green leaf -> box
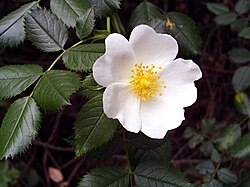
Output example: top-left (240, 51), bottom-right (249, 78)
top-left (206, 3), bottom-right (229, 15)
top-left (202, 179), bottom-right (223, 187)
top-left (229, 48), bottom-right (250, 64)
top-left (33, 70), bottom-right (81, 111)
top-left (230, 19), bottom-right (248, 32)
top-left (62, 43), bottom-right (104, 72)
top-left (183, 127), bottom-right (195, 139)
top-left (201, 118), bottom-right (216, 134)
top-left (130, 1), bottom-right (164, 28)
top-left (239, 27), bottom-right (250, 39)
top-left (234, 92), bottom-right (250, 117)
top-left (200, 141), bottom-right (214, 157)
top-left (78, 167), bottom-right (129, 187)
top-left (217, 168), bottom-right (238, 184)
top-left (76, 8), bottom-right (95, 39)
top-left (74, 95), bottom-right (118, 155)
top-left (0, 162), bottom-right (20, 186)
top-left (134, 161), bottom-right (193, 187)
top-left (211, 149), bottom-right (221, 163)
top-left (0, 1), bottom-right (37, 48)
top-left (230, 132), bottom-right (250, 158)
top-left (188, 134), bottom-right (204, 148)
top-left (25, 8), bottom-right (68, 52)
top-left (215, 124), bottom-right (241, 151)
top-left (166, 12), bottom-right (202, 55)
top-left (235, 0), bottom-right (250, 14)
top-left (50, 0), bottom-right (91, 27)
top-left (80, 75), bottom-right (103, 98)
top-left (0, 97), bottom-right (41, 159)
top-left (88, 0), bottom-right (121, 18)
top-left (0, 65), bottom-right (43, 99)
top-left (148, 19), bottom-right (166, 33)
top-left (232, 66), bottom-right (250, 92)
top-left (196, 160), bottom-right (215, 175)
top-left (214, 12), bottom-right (237, 25)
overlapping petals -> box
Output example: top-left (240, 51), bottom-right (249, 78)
top-left (93, 24), bottom-right (202, 139)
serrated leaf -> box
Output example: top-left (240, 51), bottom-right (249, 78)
top-left (134, 161), bottom-right (193, 187)
top-left (88, 0), bottom-right (121, 18)
top-left (206, 3), bottom-right (230, 15)
top-left (78, 167), bottom-right (128, 187)
top-left (130, 1), bottom-right (164, 28)
top-left (200, 141), bottom-right (214, 157)
top-left (25, 8), bottom-right (68, 52)
top-left (214, 12), bottom-right (237, 25)
top-left (232, 66), bottom-right (250, 92)
top-left (235, 0), bottom-right (250, 14)
top-left (33, 70), bottom-right (81, 111)
top-left (80, 75), bottom-right (103, 98)
top-left (215, 124), bottom-right (241, 151)
top-left (211, 149), bottom-right (221, 163)
top-left (0, 1), bottom-right (37, 48)
top-left (202, 179), bottom-right (223, 187)
top-left (217, 168), bottom-right (238, 184)
top-left (74, 95), bottom-right (118, 155)
top-left (62, 43), bottom-right (104, 72)
top-left (230, 132), bottom-right (250, 158)
top-left (166, 12), bottom-right (202, 55)
top-left (229, 48), bottom-right (250, 64)
top-left (50, 0), bottom-right (91, 27)
top-left (76, 8), bottom-right (95, 39)
top-left (239, 27), bottom-right (250, 39)
top-left (230, 18), bottom-right (248, 32)
top-left (0, 65), bottom-right (43, 99)
top-left (196, 160), bottom-right (215, 175)
top-left (201, 118), bottom-right (216, 134)
top-left (0, 97), bottom-right (41, 159)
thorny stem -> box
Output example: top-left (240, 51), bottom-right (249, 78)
top-left (123, 133), bottom-right (133, 187)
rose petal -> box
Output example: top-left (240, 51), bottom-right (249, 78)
top-left (140, 99), bottom-right (185, 139)
top-left (93, 33), bottom-right (137, 87)
top-left (160, 58), bottom-right (202, 85)
top-left (129, 25), bottom-right (178, 66)
top-left (103, 83), bottom-right (141, 133)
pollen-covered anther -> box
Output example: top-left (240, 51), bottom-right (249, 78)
top-left (129, 63), bottom-right (166, 101)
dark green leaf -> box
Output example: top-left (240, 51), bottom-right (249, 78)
top-left (235, 0), bottom-right (250, 14)
top-left (214, 12), bottom-right (237, 25)
top-left (201, 118), bottom-right (216, 134)
top-left (0, 1), bottom-right (37, 48)
top-left (148, 18), bottom-right (166, 34)
top-left (215, 124), bottom-right (241, 151)
top-left (230, 132), bottom-right (250, 158)
top-left (239, 27), bottom-right (250, 39)
top-left (33, 70), bottom-right (81, 111)
top-left (200, 141), bottom-right (214, 157)
top-left (88, 0), bottom-right (121, 18)
top-left (134, 161), bottom-right (193, 187)
top-left (74, 95), bottom-right (118, 155)
top-left (166, 12), bottom-right (202, 55)
top-left (188, 134), bottom-right (204, 148)
top-left (0, 162), bottom-right (20, 186)
top-left (202, 179), bottom-right (223, 187)
top-left (130, 1), bottom-right (164, 28)
top-left (183, 127), bottom-right (195, 139)
top-left (211, 149), bottom-right (221, 163)
top-left (229, 48), bottom-right (250, 64)
top-left (0, 65), bottom-right (43, 99)
top-left (80, 75), bottom-right (103, 98)
top-left (232, 66), bottom-right (250, 91)
top-left (62, 43), bottom-right (104, 72)
top-left (76, 8), bottom-right (95, 39)
top-left (78, 167), bottom-right (128, 187)
top-left (230, 19), bottom-right (248, 32)
top-left (50, 0), bottom-right (91, 27)
top-left (206, 3), bottom-right (229, 15)
top-left (234, 92), bottom-right (250, 117)
top-left (196, 160), bottom-right (215, 175)
top-left (0, 97), bottom-right (41, 159)
top-left (25, 8), bottom-right (68, 52)
top-left (217, 168), bottom-right (238, 184)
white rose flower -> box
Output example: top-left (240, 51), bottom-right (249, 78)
top-left (93, 24), bottom-right (202, 139)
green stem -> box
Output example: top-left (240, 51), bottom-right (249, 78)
top-left (123, 133), bottom-right (133, 187)
top-left (107, 16), bottom-right (111, 33)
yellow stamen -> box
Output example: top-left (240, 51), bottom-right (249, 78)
top-left (166, 18), bottom-right (174, 30)
top-left (129, 63), bottom-right (166, 102)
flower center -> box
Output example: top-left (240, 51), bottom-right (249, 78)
top-left (129, 63), bottom-right (166, 102)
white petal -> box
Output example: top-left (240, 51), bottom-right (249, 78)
top-left (140, 99), bottom-right (185, 139)
top-left (93, 33), bottom-right (137, 87)
top-left (160, 58), bottom-right (202, 85)
top-left (129, 25), bottom-right (178, 66)
top-left (103, 83), bottom-right (141, 133)
top-left (161, 83), bottom-right (198, 108)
